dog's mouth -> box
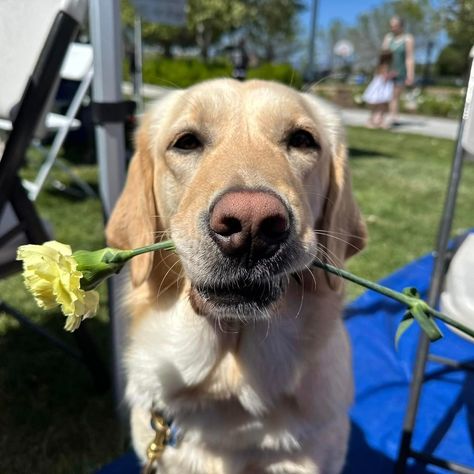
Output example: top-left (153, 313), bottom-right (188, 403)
top-left (189, 276), bottom-right (287, 318)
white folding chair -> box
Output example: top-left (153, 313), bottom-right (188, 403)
top-left (0, 0), bottom-right (109, 390)
top-left (26, 42), bottom-right (95, 200)
top-left (0, 39), bottom-right (95, 200)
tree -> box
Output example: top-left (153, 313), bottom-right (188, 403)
top-left (242, 0), bottom-right (305, 62)
top-left (121, 0), bottom-right (192, 58)
top-left (442, 0), bottom-right (474, 74)
top-left (121, 0), bottom-right (247, 60)
top-left (436, 43), bottom-right (469, 76)
top-left (187, 0), bottom-right (247, 60)
top-left (121, 0), bottom-right (305, 62)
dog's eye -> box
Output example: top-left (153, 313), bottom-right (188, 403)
top-left (173, 133), bottom-right (202, 151)
top-left (288, 130), bottom-right (319, 150)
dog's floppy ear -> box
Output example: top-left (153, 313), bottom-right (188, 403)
top-left (317, 140), bottom-right (367, 291)
top-left (106, 117), bottom-right (160, 287)
top-left (301, 93), bottom-right (366, 291)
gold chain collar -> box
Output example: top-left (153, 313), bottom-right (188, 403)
top-left (141, 412), bottom-right (172, 474)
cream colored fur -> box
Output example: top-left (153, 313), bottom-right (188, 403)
top-left (106, 79), bottom-right (366, 474)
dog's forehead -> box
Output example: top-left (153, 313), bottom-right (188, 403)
top-left (177, 80), bottom-right (314, 124)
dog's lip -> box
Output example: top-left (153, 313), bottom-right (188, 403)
top-left (191, 276), bottom-right (286, 310)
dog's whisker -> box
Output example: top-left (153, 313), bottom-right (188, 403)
top-left (262, 309), bottom-right (272, 341)
top-left (152, 251), bottom-right (180, 278)
top-left (314, 229), bottom-right (364, 239)
top-left (293, 273), bottom-right (305, 320)
top-left (314, 232), bottom-right (363, 256)
top-left (303, 264), bottom-right (318, 291)
top-left (156, 259), bottom-right (182, 300)
top-left (310, 244), bottom-right (342, 270)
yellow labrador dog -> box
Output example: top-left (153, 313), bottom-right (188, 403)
top-left (107, 79), bottom-right (366, 474)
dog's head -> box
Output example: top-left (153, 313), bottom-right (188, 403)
top-left (106, 79), bottom-right (366, 320)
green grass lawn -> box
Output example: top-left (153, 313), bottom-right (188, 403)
top-left (346, 128), bottom-right (474, 298)
top-left (0, 128), bottom-right (473, 473)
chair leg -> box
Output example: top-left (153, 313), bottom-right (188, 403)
top-left (9, 178), bottom-right (50, 243)
top-left (28, 68), bottom-right (95, 201)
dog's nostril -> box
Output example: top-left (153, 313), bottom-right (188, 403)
top-left (216, 216), bottom-right (242, 237)
top-left (209, 190), bottom-right (291, 260)
top-left (259, 215), bottom-right (289, 241)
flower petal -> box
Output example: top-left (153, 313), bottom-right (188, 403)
top-left (82, 290), bottom-right (99, 320)
top-left (44, 241), bottom-right (73, 256)
top-left (64, 314), bottom-right (82, 332)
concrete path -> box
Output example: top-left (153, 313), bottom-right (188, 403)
top-left (124, 82), bottom-right (459, 141)
top-left (340, 108), bottom-right (458, 140)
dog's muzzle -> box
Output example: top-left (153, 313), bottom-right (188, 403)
top-left (189, 189), bottom-right (293, 317)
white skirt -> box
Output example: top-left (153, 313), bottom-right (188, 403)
top-left (362, 75), bottom-right (394, 105)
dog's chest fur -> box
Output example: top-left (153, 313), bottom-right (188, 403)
top-left (125, 285), bottom-right (353, 474)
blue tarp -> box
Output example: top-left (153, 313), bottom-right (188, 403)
top-left (344, 252), bottom-right (473, 473)
top-left (97, 253), bottom-right (473, 473)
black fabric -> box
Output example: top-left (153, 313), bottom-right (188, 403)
top-left (91, 100), bottom-right (136, 125)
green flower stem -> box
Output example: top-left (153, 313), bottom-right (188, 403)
top-left (312, 260), bottom-right (474, 340)
top-left (104, 240), bottom-right (175, 264)
top-left (78, 238), bottom-right (474, 341)
top-left (312, 260), bottom-right (412, 305)
top-left (427, 307), bottom-right (474, 339)
top-left (128, 240), bottom-right (176, 258)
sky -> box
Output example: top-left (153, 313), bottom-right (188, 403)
top-left (302, 0), bottom-right (385, 29)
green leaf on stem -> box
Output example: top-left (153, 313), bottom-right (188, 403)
top-left (410, 304), bottom-right (443, 342)
top-left (403, 287), bottom-right (420, 298)
top-left (395, 311), bottom-right (415, 348)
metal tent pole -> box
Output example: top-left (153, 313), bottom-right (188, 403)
top-left (394, 52), bottom-right (474, 474)
top-left (305, 0), bottom-right (319, 81)
top-left (89, 0), bottom-right (129, 425)
top-left (133, 14), bottom-right (144, 114)
top-left (89, 0), bottom-right (126, 217)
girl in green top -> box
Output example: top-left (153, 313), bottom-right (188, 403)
top-left (382, 16), bottom-right (415, 127)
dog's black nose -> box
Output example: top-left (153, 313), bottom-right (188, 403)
top-left (209, 190), bottom-right (290, 261)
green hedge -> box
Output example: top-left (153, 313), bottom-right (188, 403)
top-left (137, 55), bottom-right (303, 89)
top-left (142, 56), bottom-right (232, 88)
top-left (413, 92), bottom-right (464, 119)
top-left (247, 63), bottom-right (303, 89)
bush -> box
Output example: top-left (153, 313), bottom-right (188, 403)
top-left (142, 56), bottom-right (232, 88)
top-left (247, 63), bottom-right (303, 89)
top-left (139, 56), bottom-right (303, 89)
top-left (436, 44), bottom-right (466, 77)
top-left (412, 92), bottom-right (464, 119)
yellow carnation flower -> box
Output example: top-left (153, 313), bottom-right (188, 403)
top-left (17, 238), bottom-right (175, 332)
top-left (17, 241), bottom-right (99, 332)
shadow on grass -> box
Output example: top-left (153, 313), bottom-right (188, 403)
top-left (349, 147), bottom-right (394, 159)
top-left (0, 310), bottom-right (123, 473)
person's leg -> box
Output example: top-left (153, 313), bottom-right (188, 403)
top-left (379, 103), bottom-right (391, 129)
top-left (373, 104), bottom-right (386, 127)
top-left (387, 84), bottom-right (403, 125)
top-left (366, 105), bottom-right (377, 128)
